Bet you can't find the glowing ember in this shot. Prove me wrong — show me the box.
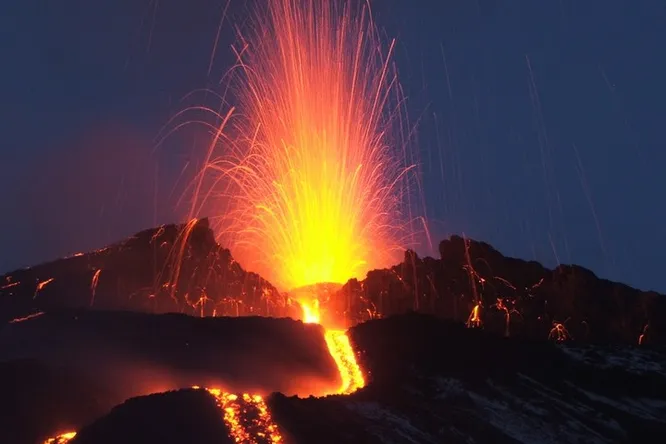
[639,324,649,345]
[33,277,55,299]
[196,0,417,291]
[90,269,101,306]
[549,321,571,342]
[9,311,45,324]
[0,281,19,290]
[43,431,76,444]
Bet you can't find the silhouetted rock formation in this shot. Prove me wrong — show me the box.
[335,235,666,345]
[0,219,296,324]
[71,389,231,444]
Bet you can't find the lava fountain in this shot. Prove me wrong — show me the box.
[195,0,419,292]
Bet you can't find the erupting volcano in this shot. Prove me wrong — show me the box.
[6,0,665,443]
[42,0,391,441]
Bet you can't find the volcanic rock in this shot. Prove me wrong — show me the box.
[0,219,298,324]
[70,389,231,444]
[336,235,666,345]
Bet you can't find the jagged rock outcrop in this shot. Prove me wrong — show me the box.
[335,235,666,345]
[0,219,297,324]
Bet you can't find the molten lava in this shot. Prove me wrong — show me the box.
[197,0,417,291]
[205,388,283,443]
[298,299,366,395]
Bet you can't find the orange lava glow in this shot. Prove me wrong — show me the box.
[196,0,417,291]
[43,431,76,444]
[299,298,321,324]
[466,303,482,328]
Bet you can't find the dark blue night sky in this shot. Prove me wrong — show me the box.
[1,0,665,292]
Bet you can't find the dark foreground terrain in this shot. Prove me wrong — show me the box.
[0,311,338,444]
[2,312,663,444]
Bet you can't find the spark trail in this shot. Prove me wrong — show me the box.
[323,329,366,394]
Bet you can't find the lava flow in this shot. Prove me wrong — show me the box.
[323,329,366,394]
[298,298,366,395]
[203,388,283,443]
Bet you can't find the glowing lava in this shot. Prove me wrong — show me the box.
[197,0,417,291]
[298,299,366,395]
[205,388,283,443]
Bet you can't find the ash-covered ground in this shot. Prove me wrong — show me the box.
[1,220,665,443]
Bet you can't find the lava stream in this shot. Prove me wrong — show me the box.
[299,299,366,395]
[205,388,283,443]
[324,329,365,394]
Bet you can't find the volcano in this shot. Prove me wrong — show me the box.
[1,220,665,443]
